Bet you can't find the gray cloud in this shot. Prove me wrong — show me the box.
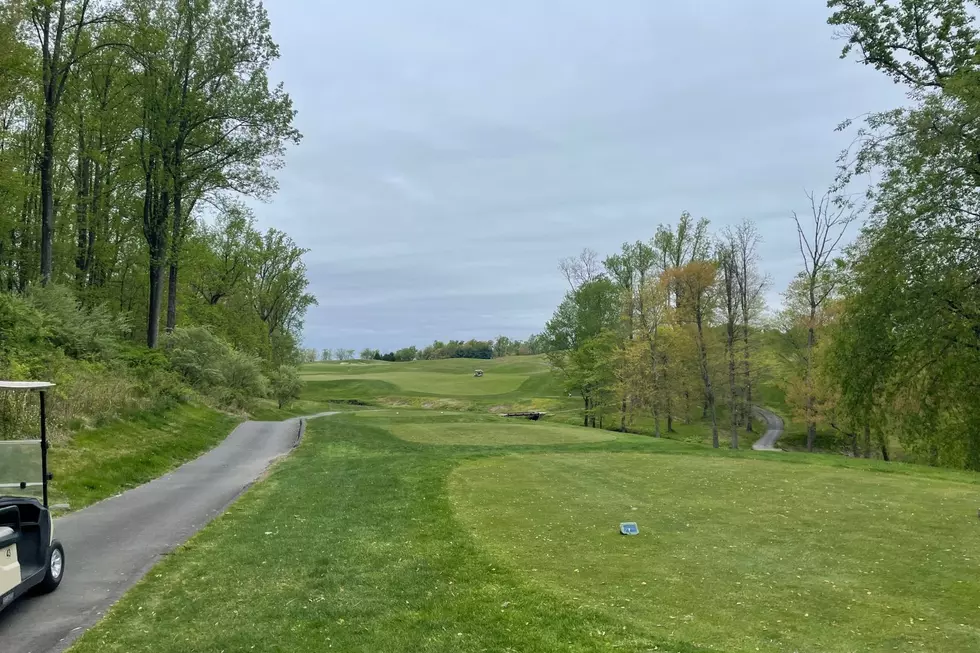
[249,0,906,352]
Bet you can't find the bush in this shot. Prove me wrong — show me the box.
[268,365,303,409]
[164,327,269,409]
[24,285,128,360]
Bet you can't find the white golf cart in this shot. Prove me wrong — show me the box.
[0,381,65,612]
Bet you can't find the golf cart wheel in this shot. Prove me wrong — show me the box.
[36,541,65,594]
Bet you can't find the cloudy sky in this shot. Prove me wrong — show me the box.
[251,1,906,353]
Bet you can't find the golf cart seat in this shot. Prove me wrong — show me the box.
[0,526,14,548]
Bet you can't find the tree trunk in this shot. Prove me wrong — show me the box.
[143,157,170,349]
[165,166,185,332]
[696,316,718,448]
[805,319,816,452]
[166,261,179,332]
[40,107,56,285]
[727,322,738,449]
[743,318,753,432]
[75,116,91,286]
[147,259,165,348]
[620,397,627,432]
[583,396,590,427]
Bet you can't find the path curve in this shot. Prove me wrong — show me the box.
[0,413,335,653]
[751,407,785,451]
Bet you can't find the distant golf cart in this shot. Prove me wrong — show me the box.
[0,381,65,612]
[473,369,484,377]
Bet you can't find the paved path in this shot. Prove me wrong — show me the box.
[0,414,333,653]
[751,407,785,451]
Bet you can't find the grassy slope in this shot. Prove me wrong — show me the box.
[49,403,241,510]
[68,411,980,653]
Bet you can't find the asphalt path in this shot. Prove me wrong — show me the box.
[0,414,334,653]
[751,407,785,451]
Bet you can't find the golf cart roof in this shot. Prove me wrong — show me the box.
[0,381,55,391]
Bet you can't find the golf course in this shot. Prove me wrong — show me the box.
[63,358,980,653]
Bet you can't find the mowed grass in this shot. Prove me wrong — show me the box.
[302,371,528,396]
[389,420,618,446]
[69,407,980,653]
[452,454,980,652]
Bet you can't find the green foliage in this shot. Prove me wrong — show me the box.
[163,326,269,409]
[826,0,980,469]
[24,285,128,360]
[268,365,302,409]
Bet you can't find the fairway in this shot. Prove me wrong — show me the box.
[389,420,617,446]
[301,371,528,396]
[451,453,980,652]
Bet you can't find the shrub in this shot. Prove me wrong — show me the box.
[24,285,127,360]
[163,327,268,409]
[269,365,303,409]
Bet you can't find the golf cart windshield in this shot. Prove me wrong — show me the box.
[0,439,43,499]
[0,381,54,503]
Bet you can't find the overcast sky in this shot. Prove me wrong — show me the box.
[251,1,906,353]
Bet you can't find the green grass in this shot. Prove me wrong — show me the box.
[303,371,528,395]
[69,410,980,653]
[453,453,980,652]
[49,403,240,510]
[388,420,618,446]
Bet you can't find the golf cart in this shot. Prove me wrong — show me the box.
[0,381,65,612]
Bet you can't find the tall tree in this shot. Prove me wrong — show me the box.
[653,213,710,432]
[127,0,299,347]
[730,219,769,432]
[668,260,720,447]
[790,189,855,452]
[717,240,740,448]
[31,0,112,285]
[559,247,602,291]
[252,228,316,340]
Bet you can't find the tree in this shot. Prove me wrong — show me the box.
[31,0,113,285]
[604,241,657,431]
[186,203,260,307]
[269,364,301,409]
[545,277,620,426]
[653,213,711,432]
[126,0,299,347]
[668,261,720,447]
[717,240,740,448]
[730,219,769,432]
[333,348,354,361]
[360,347,377,360]
[320,348,332,361]
[635,275,669,436]
[252,228,316,342]
[788,190,856,452]
[558,247,602,291]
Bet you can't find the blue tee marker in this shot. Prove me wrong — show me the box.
[620,522,639,535]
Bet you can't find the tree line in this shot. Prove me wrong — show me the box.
[543,0,980,472]
[301,335,550,363]
[544,216,768,445]
[0,0,312,366]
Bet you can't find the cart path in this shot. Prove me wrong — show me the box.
[0,413,336,653]
[751,407,785,451]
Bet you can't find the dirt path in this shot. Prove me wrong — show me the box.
[751,407,785,451]
[0,413,335,653]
